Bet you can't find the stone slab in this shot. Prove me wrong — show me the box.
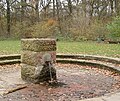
[102,92,120,101]
[79,92,120,101]
[21,38,56,52]
[79,98,103,101]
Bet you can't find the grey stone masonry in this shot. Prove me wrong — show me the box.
[21,38,57,83]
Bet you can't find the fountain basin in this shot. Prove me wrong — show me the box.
[0,63,119,101]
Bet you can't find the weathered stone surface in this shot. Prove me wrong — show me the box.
[21,38,57,83]
[21,63,57,83]
[21,63,36,82]
[21,51,56,66]
[21,38,56,52]
[22,45,56,52]
[21,38,56,46]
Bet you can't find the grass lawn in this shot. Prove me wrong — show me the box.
[57,41,120,58]
[0,40,120,58]
[0,40,21,55]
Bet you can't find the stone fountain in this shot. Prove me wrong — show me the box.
[0,38,119,100]
[21,38,57,83]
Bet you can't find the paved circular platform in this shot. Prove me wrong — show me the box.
[0,64,119,101]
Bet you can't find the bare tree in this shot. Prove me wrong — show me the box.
[6,0,10,37]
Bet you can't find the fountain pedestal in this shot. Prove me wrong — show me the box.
[21,38,57,83]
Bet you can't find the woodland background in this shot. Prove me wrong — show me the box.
[0,0,120,41]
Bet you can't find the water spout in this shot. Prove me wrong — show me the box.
[48,62,53,82]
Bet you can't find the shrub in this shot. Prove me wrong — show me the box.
[107,16,120,41]
[24,19,58,38]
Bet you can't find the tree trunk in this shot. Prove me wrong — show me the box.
[6,0,10,37]
[109,0,114,15]
[21,0,25,22]
[115,0,119,15]
[53,0,55,17]
[82,0,87,17]
[35,0,39,22]
[56,0,62,34]
[68,0,72,16]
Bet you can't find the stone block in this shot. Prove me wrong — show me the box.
[21,50,56,66]
[21,63,36,82]
[21,38,56,52]
[21,63,57,83]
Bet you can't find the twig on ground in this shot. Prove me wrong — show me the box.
[3,85,27,96]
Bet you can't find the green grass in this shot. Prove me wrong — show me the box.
[0,40,20,55]
[0,40,120,58]
[57,41,120,58]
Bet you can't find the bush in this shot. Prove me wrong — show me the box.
[107,16,120,41]
[58,15,108,41]
[24,19,58,38]
[0,18,7,38]
[11,21,30,39]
